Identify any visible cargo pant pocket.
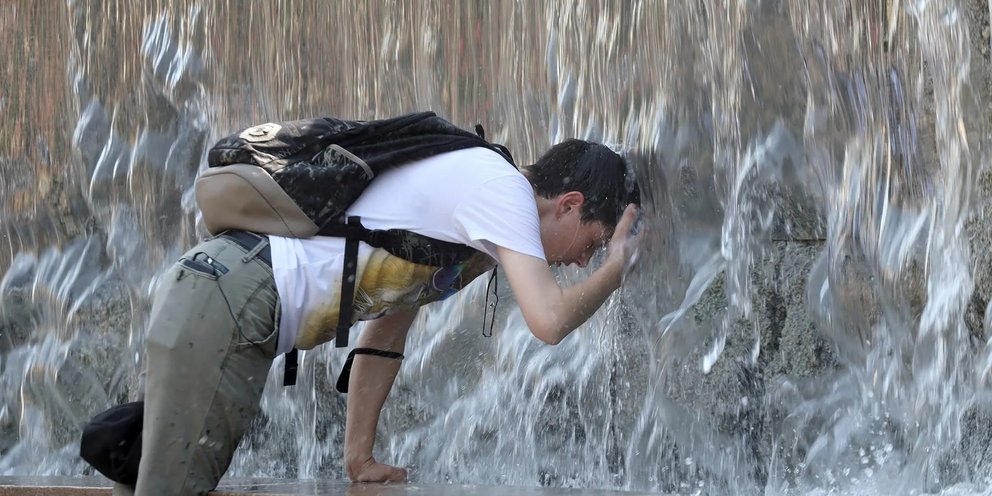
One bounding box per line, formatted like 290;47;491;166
177;257;220;280
219;264;279;357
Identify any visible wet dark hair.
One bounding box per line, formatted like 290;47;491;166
525;139;640;227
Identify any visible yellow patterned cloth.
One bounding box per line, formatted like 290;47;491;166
293;248;494;349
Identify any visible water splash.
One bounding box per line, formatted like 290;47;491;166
2;1;991;494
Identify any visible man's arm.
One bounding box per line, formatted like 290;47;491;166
497;204;639;345
343;308;417;483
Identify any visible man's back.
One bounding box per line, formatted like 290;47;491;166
268;147;545;353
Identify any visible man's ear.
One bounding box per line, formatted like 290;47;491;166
556;191;586;217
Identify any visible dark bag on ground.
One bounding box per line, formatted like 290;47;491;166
79;401;144;485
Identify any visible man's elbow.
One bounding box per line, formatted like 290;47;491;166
519;307;571;345
529;320;567;345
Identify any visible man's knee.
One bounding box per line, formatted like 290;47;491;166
111;482;135;496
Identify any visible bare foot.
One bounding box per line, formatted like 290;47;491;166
347;456;408;483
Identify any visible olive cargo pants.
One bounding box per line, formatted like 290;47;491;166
114;235;280;496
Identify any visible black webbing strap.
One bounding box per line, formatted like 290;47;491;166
283;348;299;386
482;267;499;337
474;123;516;167
318;221;476;268
336;347;405;393
336;216;362;348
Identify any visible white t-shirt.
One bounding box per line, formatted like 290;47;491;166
268;147;546;354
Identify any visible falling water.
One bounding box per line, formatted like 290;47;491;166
2;1;992;494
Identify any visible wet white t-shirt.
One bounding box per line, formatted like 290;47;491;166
268;147;546;354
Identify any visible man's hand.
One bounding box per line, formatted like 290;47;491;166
604;203;642;273
346;455;407;483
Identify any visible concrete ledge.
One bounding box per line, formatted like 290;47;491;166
0;477;655;495
0;478;109;496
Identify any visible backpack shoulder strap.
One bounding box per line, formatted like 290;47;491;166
319;219;477;267
473;124;516;168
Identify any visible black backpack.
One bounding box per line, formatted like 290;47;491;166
197;111;514;240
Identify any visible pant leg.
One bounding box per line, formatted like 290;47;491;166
134;236;280;496
111;483;134;496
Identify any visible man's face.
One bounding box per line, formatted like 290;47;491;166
543;207;612;268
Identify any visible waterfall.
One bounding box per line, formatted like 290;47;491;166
2;1;991;493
